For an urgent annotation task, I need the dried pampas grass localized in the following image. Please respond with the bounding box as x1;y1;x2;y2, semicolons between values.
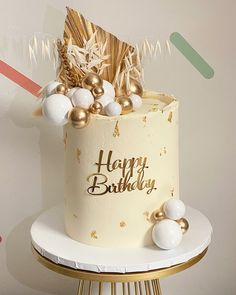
57;7;142;90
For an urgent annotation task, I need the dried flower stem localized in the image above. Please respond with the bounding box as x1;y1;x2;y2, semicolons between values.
57;39;81;88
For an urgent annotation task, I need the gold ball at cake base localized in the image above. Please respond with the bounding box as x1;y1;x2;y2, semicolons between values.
153;210;165;222
82;73;103;91
69;107;90;129
92;86;104;98
177;218;189;234
89;101;103;114
116;96;133;115
127;79;143;97
56;84;67;94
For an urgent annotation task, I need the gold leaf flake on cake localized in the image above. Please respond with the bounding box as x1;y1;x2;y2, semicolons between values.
160;147;167;156
90;230;98;239
63;132;68;149
142;116;147;126
143;211;155;223
120;221;126;227
168;111;173;123
150;104;159;112
147;103;159;113
76;148;81;163
143;211;150;221
113;121;120;138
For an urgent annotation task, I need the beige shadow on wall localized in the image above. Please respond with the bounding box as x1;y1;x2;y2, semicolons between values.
4;4;77;294
5;214;76;295
4;79;73;294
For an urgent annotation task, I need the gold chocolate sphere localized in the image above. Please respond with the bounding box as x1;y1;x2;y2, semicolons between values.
115;87;125;97
127;79;143;97
69;107;90;129
82;73;103;91
56;84;67;94
92;86;104;98
77;79;82;88
116;96;133;115
89;101;103;114
65;87;71;94
177;218;189;234
153;210;165;222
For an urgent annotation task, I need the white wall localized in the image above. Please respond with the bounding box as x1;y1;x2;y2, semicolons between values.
0;0;235;294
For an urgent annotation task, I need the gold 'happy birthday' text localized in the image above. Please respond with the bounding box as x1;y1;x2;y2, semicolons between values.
87;150;157;196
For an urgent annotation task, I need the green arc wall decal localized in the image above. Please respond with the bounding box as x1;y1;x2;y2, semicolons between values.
170;32;214;79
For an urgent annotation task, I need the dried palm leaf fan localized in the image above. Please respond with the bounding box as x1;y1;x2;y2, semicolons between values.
57;7;143;96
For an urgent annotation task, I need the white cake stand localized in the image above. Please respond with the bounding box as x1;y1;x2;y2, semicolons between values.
31;204;212;295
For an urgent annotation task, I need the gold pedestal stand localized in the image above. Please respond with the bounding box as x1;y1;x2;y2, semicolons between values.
32;246;208;295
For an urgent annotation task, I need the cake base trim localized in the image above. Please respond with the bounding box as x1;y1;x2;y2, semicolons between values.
31;204;212;273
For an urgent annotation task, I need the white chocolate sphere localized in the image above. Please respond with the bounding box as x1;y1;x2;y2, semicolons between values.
43;81;61;97
97;94;114;108
42;94;73;126
129;94;142;110
152;219;183;250
103;80;115;99
67;87;81;99
164;199;186;220
105;102;122;117
72;88;94;109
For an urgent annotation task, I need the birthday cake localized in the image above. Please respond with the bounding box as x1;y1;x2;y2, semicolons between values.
64;92;178;248
39;7;188;249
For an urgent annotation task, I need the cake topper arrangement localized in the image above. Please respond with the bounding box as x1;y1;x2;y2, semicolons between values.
40;7;144;128
34;7;188;251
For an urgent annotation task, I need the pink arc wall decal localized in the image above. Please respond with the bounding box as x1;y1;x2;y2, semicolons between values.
0;60;41;97
0;60;42;247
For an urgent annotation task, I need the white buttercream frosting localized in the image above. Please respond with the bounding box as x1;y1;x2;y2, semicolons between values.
64;92;179;248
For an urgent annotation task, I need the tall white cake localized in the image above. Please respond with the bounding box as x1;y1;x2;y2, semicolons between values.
39;8;185;250
64;92;179;247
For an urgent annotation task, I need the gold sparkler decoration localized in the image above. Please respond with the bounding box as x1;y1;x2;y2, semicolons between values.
27;33;171;71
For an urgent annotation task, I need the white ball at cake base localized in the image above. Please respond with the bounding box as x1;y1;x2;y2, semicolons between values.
164;199;186;220
152;219;183;250
97;94;114;108
72;88;94;109
105;102;122;116
129;94;142;110
67;87;80;99
42;94;73;126
103;80;115;98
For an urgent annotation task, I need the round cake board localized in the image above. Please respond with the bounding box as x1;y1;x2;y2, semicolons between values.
31;204;212;273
